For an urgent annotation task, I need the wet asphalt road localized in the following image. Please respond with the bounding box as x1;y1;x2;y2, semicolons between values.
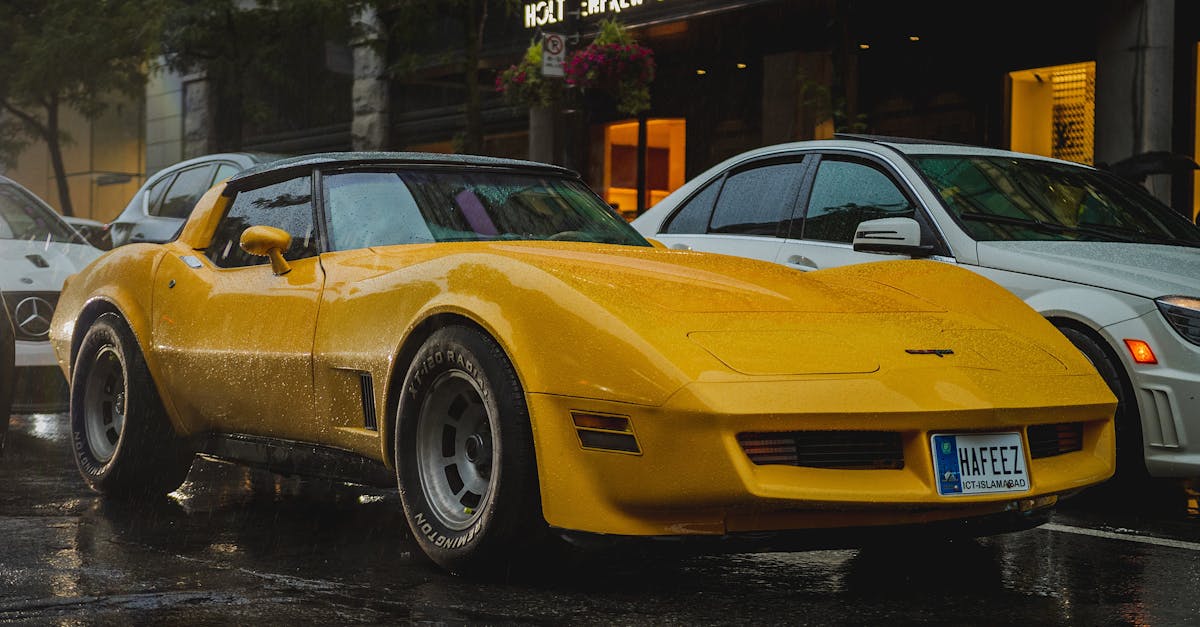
2;413;1199;626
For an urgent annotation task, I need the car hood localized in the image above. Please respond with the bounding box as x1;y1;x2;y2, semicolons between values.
0;240;101;291
975;240;1200;298
481;243;945;314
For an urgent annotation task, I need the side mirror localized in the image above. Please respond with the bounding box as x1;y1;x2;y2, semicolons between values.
240;225;292;275
851;217;934;257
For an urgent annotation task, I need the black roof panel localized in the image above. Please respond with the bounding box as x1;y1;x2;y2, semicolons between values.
227;151;576;191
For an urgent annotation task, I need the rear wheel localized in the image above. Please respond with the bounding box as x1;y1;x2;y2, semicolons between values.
71;313;193;496
395;325;542;575
1055;324;1148;483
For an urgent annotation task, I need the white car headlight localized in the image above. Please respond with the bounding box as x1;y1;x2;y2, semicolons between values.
1155;296;1200;346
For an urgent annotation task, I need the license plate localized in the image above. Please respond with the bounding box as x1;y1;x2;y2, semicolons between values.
931;433;1030;496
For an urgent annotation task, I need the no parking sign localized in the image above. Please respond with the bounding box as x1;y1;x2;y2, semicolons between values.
542;33;565;78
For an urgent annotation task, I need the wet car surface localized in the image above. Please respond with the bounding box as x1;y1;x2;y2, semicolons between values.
2;413;1198;625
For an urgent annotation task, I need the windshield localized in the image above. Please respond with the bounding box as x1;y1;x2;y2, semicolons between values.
0;182;86;244
912;156;1200;246
324;169;649;250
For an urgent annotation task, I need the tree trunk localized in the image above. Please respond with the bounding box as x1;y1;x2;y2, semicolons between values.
461;0;484;154
44;97;75;218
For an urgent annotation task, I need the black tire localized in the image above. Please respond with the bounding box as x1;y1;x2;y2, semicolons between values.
395;325;542;575
70;313;193;497
1056;324;1149;483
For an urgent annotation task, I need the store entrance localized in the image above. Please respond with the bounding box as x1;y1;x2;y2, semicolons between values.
601;118;686;220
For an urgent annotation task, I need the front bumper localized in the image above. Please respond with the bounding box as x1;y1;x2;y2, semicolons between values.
12;340;68;412
529;369;1115;537
1105;309;1200;477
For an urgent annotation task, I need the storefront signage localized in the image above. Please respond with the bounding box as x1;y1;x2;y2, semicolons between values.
523;0;566;28
524;0;664;29
580;0;653;19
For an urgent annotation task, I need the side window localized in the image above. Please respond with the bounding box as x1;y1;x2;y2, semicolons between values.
145;173;176;216
803;159;915;244
155;165;217;219
206;176;319;269
708;161;805;236
324;172;433;250
212;163;240;185
663;178;720;234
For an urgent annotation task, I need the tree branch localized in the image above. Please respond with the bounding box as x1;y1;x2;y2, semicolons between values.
0;99;47;136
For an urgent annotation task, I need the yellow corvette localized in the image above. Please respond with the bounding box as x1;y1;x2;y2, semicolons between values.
50;153;1115;574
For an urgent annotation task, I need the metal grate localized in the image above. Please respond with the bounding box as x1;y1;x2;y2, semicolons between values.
1027;423;1084;459
359;373;377;431
737;431;904;470
1050;63;1095;165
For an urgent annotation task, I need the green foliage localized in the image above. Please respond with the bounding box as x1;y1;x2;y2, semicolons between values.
0;0;165;212
564;18;655;116
495;40;562;108
159;0;354;146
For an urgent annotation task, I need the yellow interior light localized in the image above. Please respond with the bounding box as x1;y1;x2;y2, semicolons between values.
736;63;747;69
696;69;707;76
909;36;920;42
858;43;870;50
1124;339;1158;365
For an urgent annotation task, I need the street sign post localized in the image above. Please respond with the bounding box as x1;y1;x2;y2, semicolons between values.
542;32;565;78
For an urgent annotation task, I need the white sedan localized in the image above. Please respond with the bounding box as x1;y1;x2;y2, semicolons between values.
633;135;1200;480
0;175;101;412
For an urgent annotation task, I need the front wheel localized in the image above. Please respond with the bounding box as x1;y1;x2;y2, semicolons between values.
1056;324;1147;483
395;325;542;575
70;313;193;497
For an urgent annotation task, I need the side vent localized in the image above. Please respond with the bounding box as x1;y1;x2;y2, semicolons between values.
571;411;640;455
359;373;378;431
1027;422;1084;458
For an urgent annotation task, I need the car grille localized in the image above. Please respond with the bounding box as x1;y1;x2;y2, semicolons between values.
1027;423;1084;459
737;431;905;470
4;291;58;341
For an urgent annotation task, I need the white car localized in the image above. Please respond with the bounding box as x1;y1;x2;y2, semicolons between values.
108;152;280;247
0;175;102;412
633;135;1200;480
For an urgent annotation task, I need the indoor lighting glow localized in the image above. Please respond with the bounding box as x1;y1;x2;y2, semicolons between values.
1124;339;1158;365
736;63;747;69
696;69;707;75
858;43;870;50
909;36;920;42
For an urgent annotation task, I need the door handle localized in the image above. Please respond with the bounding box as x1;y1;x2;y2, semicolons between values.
670;243;692;251
784;255;819;270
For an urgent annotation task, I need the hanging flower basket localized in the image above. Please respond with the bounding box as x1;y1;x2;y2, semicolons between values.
563;19;655;116
495;40;562;107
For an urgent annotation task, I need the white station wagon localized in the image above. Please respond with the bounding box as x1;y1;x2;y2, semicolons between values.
633;135;1200;481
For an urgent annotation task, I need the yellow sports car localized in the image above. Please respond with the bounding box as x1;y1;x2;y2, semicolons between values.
50;153;1115;574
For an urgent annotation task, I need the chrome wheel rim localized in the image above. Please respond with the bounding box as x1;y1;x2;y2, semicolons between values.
415;371;495;530
82;345;125;463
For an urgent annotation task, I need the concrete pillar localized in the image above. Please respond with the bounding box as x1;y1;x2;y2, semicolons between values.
1096;0;1175;202
529;105;555;164
351;7;388;151
182;72;213;159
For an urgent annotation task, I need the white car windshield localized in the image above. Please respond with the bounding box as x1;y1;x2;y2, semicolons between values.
912;156;1200;247
0;183;86;244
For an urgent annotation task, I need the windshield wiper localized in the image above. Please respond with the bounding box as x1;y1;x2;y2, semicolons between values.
1071;222;1200;248
959;212;1138;243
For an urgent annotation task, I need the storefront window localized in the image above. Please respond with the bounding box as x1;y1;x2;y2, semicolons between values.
602;118;686;219
1009;61;1096;165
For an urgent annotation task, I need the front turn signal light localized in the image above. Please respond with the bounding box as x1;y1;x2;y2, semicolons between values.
1124;339;1158;365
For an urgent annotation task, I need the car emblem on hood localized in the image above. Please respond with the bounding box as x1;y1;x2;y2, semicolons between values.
14;296;54;338
906;349;954;357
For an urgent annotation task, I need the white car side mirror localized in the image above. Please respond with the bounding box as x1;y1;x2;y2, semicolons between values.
852;217;933;256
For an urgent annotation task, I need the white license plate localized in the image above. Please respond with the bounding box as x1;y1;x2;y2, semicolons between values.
931;432;1030;496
